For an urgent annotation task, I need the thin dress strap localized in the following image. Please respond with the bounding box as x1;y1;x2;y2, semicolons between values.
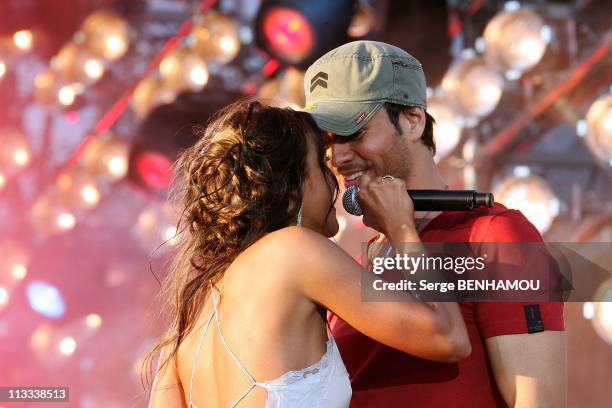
189;284;260;408
188;300;214;408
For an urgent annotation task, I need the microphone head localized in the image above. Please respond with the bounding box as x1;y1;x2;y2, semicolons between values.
342;186;363;216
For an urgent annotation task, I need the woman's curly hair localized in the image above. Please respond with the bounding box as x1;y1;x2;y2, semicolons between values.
143;99;338;390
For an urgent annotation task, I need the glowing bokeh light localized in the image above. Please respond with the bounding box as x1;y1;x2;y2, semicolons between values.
192;11;241;66
11;263;27;280
441;55;504;120
262;7;314;64
27;281;66;319
59;336;77;356
56;212;77;230
13;30;33;51
427;96;463;160
0;287;8;308
58;85;76;106
493;174;559;234
484;8;550;75
85;313;102;328
584;94;612;165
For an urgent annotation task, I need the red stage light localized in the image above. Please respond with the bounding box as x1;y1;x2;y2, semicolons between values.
262;7;314;64
134;151;172;190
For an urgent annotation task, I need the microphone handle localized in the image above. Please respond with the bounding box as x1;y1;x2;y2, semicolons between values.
408;190;494;211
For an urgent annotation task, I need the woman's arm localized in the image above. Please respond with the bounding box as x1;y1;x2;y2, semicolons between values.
275;227;471;363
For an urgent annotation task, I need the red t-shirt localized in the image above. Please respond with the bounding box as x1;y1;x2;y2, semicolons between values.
329;204;565;407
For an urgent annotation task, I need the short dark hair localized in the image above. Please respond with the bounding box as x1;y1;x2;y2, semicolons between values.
384;102;436;156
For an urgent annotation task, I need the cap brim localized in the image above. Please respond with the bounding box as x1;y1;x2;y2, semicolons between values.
301;101;385;136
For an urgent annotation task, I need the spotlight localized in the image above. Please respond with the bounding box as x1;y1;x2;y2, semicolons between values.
257;68;305;109
493;173;560;234
131;76;176;118
584;94;612;166
0;128;31;177
484;7;550;77
59;336;77;356
255;0;355;69
347;2;376;38
134;203;179;254
128;86;242;194
192;11;241;67
0;59;6;81
34;70;82;107
31;193;79;235
427;96;463;161
27;281;66;319
81;9;129;61
13;30;33;52
52;42;106;85
0;240;29;286
80;133;130;182
159;47;209;93
55;168;105;210
0;286;8;310
441;53;504;121
592;278;612;345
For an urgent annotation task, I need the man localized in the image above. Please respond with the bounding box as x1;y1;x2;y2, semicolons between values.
303;41;566;407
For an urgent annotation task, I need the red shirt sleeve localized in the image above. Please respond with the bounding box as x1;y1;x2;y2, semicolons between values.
473;209;565;339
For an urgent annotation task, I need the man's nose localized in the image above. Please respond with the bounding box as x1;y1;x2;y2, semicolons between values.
330;143;353;170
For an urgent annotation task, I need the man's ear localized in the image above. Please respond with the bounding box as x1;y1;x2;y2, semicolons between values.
400;107;426;143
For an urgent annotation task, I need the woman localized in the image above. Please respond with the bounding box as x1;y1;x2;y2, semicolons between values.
147;100;470;408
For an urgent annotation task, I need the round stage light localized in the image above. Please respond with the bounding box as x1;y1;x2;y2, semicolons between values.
34;70;82;107
132;151;173;191
31;193;79;235
493;174;559;234
441;54;504;121
592;278;612;345
192;12;241;67
260;7;314;65
13;30;33;52
0;240;29;286
584;94;612;166
427;96;463;160
27;281;66;319
81;134;129;182
59;336;77;356
0;286;8;310
348;2;375;38
484;7;550;76
52;42;106;84
257;68;305;109
85;313;103;328
159;47;209;92
82;9;129;61
132;76;176;118
255;0;354;69
0;59;6;81
135;203;179;254
0;128;31;176
55;168;104;210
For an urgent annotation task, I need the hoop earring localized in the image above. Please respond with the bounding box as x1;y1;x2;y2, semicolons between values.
296;203;303;227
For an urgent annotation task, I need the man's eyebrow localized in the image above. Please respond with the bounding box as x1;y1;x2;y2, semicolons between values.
326;128;366;144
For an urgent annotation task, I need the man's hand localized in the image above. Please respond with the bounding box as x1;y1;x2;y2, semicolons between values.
486;331;566;407
357;173;417;241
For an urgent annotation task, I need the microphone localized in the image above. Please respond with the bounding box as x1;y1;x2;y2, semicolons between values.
342;186;494;216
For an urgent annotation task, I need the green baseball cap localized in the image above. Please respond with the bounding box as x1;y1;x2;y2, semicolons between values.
303;41;427;136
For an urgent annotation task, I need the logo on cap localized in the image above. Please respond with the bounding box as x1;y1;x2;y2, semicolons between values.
356;112;367;124
310;71;328;92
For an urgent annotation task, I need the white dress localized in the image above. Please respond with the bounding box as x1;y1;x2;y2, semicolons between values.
188;286;352;408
